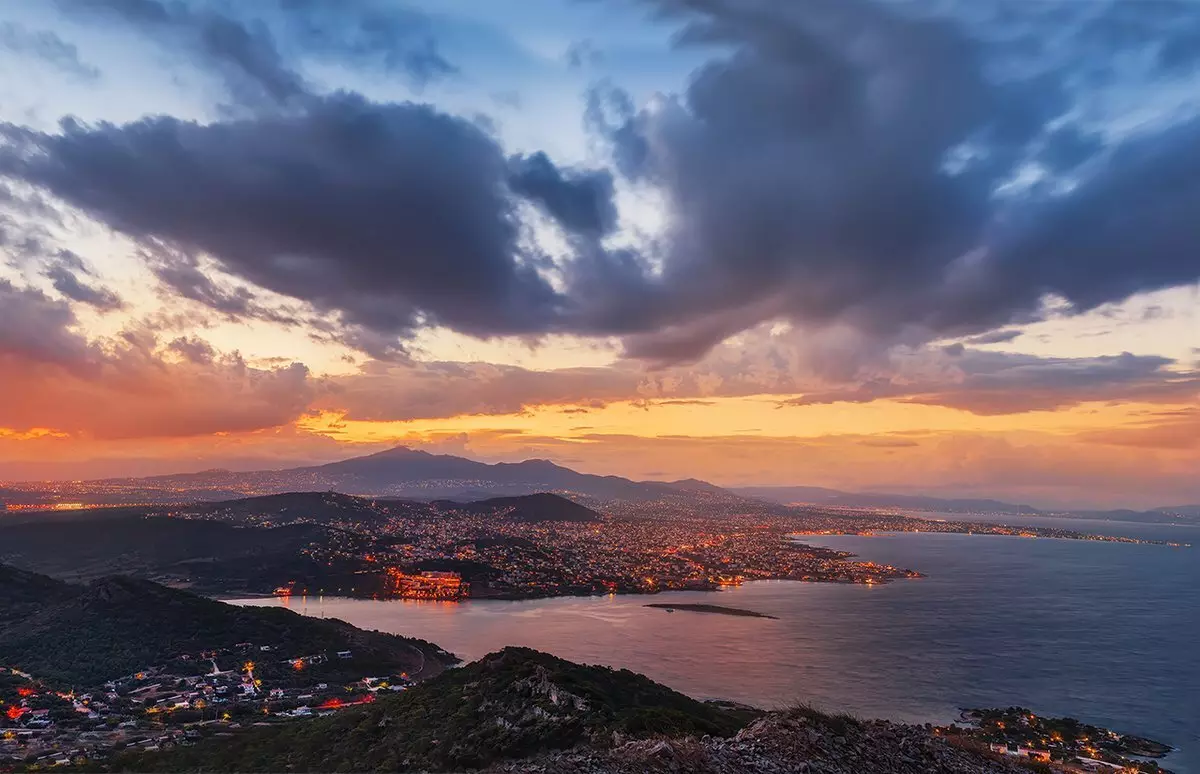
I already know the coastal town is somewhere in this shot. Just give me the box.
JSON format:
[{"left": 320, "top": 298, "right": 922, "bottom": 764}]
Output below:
[
  {"left": 186, "top": 490, "right": 1180, "bottom": 602},
  {"left": 5, "top": 485, "right": 1177, "bottom": 605},
  {"left": 189, "top": 495, "right": 929, "bottom": 600}
]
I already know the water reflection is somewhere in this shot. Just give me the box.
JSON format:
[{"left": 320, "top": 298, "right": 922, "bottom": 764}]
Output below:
[{"left": 233, "top": 527, "right": 1197, "bottom": 773}]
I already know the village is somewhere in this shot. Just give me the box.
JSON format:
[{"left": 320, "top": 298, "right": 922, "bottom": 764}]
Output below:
[
  {"left": 0, "top": 640, "right": 418, "bottom": 770},
  {"left": 938, "top": 707, "right": 1173, "bottom": 774}
]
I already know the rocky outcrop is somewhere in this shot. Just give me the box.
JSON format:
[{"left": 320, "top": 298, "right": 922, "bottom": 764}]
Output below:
[{"left": 487, "top": 710, "right": 1036, "bottom": 774}]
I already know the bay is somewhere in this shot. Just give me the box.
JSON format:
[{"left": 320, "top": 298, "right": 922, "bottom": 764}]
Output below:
[{"left": 233, "top": 520, "right": 1198, "bottom": 773}]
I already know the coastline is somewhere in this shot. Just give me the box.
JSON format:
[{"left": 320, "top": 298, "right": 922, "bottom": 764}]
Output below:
[{"left": 200, "top": 523, "right": 1190, "bottom": 605}]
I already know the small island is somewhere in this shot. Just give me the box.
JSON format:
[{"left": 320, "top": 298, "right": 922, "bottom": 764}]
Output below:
[{"left": 644, "top": 603, "right": 779, "bottom": 619}]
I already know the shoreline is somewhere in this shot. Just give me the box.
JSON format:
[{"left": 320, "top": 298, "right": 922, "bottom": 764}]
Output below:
[
  {"left": 203, "top": 525, "right": 1187, "bottom": 605},
  {"left": 791, "top": 526, "right": 1189, "bottom": 548}
]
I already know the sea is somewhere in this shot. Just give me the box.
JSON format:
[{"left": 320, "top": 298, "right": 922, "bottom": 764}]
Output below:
[{"left": 233, "top": 515, "right": 1199, "bottom": 773}]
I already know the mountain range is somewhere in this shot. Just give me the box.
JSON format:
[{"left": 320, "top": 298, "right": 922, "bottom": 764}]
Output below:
[
  {"left": 0, "top": 448, "right": 704, "bottom": 506},
  {"left": 2, "top": 446, "right": 1196, "bottom": 524}
]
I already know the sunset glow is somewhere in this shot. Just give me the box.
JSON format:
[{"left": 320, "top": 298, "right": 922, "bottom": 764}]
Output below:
[{"left": 0, "top": 0, "right": 1196, "bottom": 510}]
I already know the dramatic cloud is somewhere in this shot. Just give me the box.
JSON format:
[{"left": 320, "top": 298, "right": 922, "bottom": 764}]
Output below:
[
  {"left": 508, "top": 152, "right": 619, "bottom": 238},
  {"left": 0, "top": 94, "right": 597, "bottom": 355},
  {"left": 0, "top": 280, "right": 312, "bottom": 438},
  {"left": 6, "top": 0, "right": 1200, "bottom": 365},
  {"left": 0, "top": 21, "right": 99, "bottom": 81},
  {"left": 578, "top": 0, "right": 1200, "bottom": 359},
  {"left": 312, "top": 336, "right": 1200, "bottom": 426}
]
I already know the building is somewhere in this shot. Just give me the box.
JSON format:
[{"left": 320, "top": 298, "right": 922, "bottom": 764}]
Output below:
[{"left": 385, "top": 570, "right": 466, "bottom": 600}]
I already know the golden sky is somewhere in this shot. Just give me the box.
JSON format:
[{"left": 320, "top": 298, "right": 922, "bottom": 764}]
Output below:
[{"left": 1, "top": 0, "right": 1198, "bottom": 511}]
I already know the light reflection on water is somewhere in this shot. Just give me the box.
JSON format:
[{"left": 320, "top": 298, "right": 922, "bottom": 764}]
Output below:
[{"left": 233, "top": 522, "right": 1198, "bottom": 773}]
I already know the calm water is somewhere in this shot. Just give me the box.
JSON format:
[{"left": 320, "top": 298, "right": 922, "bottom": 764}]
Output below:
[{"left": 234, "top": 520, "right": 1199, "bottom": 772}]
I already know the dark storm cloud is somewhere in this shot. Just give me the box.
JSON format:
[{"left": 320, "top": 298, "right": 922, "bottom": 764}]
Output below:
[
  {"left": 983, "top": 120, "right": 1200, "bottom": 315},
  {"left": 508, "top": 152, "right": 619, "bottom": 237},
  {"left": 573, "top": 0, "right": 1200, "bottom": 360},
  {"left": 0, "top": 22, "right": 99, "bottom": 81},
  {"left": 58, "top": 0, "right": 452, "bottom": 109},
  {"left": 0, "top": 94, "right": 597, "bottom": 349}
]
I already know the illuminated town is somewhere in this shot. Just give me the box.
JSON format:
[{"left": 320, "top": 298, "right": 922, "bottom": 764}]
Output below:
[
  {"left": 164, "top": 494, "right": 931, "bottom": 599},
  {"left": 0, "top": 642, "right": 441, "bottom": 768}
]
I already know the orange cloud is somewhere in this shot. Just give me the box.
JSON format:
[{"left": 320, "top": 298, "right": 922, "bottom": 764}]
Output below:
[{"left": 0, "top": 281, "right": 312, "bottom": 440}]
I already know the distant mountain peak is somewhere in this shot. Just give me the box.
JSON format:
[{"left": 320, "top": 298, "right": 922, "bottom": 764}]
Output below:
[{"left": 369, "top": 446, "right": 430, "bottom": 458}]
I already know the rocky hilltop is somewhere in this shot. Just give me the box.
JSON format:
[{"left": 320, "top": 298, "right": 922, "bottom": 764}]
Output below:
[{"left": 488, "top": 711, "right": 1037, "bottom": 774}]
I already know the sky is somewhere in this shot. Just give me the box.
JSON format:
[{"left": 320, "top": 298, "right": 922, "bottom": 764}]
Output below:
[{"left": 0, "top": 0, "right": 1198, "bottom": 510}]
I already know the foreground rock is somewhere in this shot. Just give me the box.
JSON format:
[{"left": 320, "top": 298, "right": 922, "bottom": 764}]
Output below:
[{"left": 488, "top": 710, "right": 1036, "bottom": 774}]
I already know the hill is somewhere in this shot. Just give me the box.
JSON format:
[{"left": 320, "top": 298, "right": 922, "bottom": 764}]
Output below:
[
  {"left": 0, "top": 572, "right": 454, "bottom": 687},
  {"left": 305, "top": 448, "right": 694, "bottom": 501},
  {"left": 0, "top": 514, "right": 332, "bottom": 583},
  {"left": 122, "top": 647, "right": 754, "bottom": 772},
  {"left": 1068, "top": 504, "right": 1200, "bottom": 525},
  {"left": 184, "top": 491, "right": 391, "bottom": 526},
  {"left": 0, "top": 492, "right": 609, "bottom": 597},
  {"left": 432, "top": 493, "right": 602, "bottom": 523},
  {"left": 0, "top": 564, "right": 80, "bottom": 627}
]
